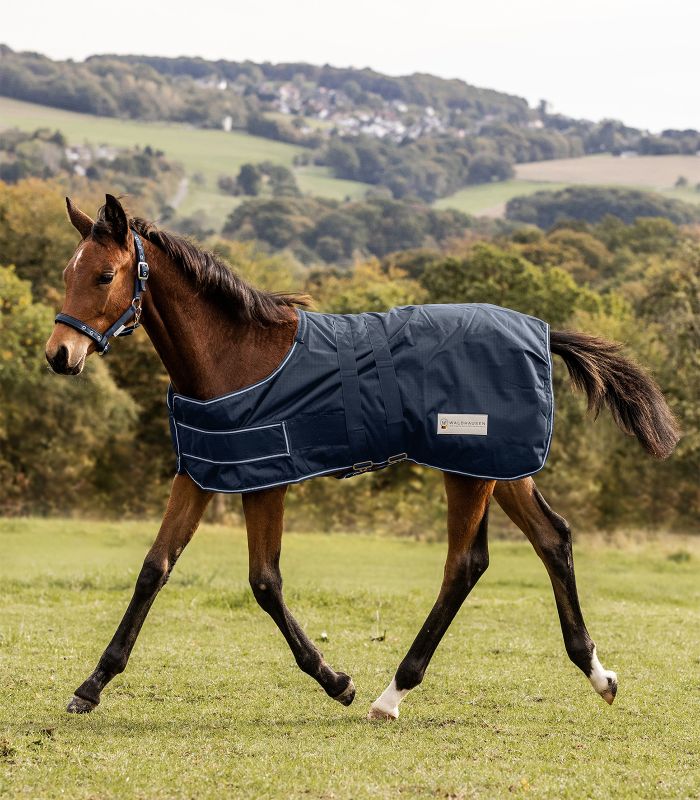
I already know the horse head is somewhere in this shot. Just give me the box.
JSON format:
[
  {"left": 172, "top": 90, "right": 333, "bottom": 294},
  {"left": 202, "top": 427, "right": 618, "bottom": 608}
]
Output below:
[{"left": 46, "top": 194, "right": 141, "bottom": 374}]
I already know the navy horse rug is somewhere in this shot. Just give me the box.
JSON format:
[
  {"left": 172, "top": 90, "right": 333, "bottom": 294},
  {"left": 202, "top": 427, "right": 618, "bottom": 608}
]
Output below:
[{"left": 167, "top": 303, "right": 554, "bottom": 493}]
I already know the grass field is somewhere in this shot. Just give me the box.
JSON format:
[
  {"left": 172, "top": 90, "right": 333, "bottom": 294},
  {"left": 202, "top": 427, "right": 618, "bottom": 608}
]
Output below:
[
  {"left": 1, "top": 518, "right": 698, "bottom": 799},
  {"left": 433, "top": 180, "right": 570, "bottom": 217},
  {"left": 434, "top": 154, "right": 700, "bottom": 218},
  {"left": 515, "top": 154, "right": 700, "bottom": 189},
  {"left": 0, "top": 97, "right": 368, "bottom": 228}
]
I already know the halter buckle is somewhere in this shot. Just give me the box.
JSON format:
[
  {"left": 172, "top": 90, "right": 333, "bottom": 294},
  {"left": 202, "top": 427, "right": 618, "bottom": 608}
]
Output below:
[
  {"left": 131, "top": 296, "right": 143, "bottom": 325},
  {"left": 137, "top": 261, "right": 149, "bottom": 281}
]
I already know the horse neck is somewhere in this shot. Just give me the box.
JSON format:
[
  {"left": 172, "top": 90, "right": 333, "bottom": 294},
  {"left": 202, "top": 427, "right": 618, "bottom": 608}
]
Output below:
[{"left": 138, "top": 242, "right": 297, "bottom": 400}]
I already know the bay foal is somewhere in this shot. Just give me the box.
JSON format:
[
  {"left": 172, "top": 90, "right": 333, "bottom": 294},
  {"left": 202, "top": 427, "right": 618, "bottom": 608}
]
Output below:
[{"left": 45, "top": 196, "right": 678, "bottom": 719}]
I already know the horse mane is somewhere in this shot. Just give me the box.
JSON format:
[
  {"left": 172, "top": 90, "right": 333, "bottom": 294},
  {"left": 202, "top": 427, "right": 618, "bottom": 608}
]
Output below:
[{"left": 92, "top": 208, "right": 310, "bottom": 326}]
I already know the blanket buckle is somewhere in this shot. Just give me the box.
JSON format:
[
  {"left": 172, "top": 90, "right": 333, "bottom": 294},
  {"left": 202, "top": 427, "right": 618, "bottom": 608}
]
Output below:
[
  {"left": 352, "top": 460, "right": 374, "bottom": 474},
  {"left": 388, "top": 452, "right": 407, "bottom": 464}
]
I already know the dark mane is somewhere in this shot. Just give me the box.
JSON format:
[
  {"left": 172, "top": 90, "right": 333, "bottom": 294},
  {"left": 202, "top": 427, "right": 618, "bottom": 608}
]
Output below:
[{"left": 93, "top": 209, "right": 309, "bottom": 326}]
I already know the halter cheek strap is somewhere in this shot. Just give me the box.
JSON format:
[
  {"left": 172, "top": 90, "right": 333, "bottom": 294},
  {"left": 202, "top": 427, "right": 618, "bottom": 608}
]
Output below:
[{"left": 55, "top": 230, "right": 150, "bottom": 356}]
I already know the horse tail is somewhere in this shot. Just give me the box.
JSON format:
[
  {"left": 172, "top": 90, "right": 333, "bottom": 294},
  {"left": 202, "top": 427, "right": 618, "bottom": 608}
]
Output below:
[{"left": 549, "top": 330, "right": 679, "bottom": 459}]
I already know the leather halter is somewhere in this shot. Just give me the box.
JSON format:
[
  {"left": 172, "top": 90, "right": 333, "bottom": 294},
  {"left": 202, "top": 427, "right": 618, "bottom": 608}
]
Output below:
[{"left": 54, "top": 230, "right": 150, "bottom": 356}]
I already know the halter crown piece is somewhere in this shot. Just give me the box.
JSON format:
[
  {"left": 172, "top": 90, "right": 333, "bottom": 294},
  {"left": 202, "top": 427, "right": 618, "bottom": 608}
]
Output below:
[{"left": 54, "top": 229, "right": 150, "bottom": 356}]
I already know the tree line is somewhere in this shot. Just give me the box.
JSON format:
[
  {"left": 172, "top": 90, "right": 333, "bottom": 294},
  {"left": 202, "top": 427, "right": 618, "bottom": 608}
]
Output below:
[
  {"left": 507, "top": 186, "right": 700, "bottom": 228},
  {"left": 219, "top": 187, "right": 700, "bottom": 266},
  {"left": 222, "top": 195, "right": 483, "bottom": 262}
]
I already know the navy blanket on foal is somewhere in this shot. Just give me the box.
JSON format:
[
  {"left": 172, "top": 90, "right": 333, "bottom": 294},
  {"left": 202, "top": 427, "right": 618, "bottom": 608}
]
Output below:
[{"left": 167, "top": 303, "right": 554, "bottom": 493}]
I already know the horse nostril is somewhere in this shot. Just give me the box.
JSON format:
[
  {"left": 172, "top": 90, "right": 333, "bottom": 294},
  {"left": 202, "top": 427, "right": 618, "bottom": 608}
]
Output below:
[{"left": 47, "top": 344, "right": 70, "bottom": 373}]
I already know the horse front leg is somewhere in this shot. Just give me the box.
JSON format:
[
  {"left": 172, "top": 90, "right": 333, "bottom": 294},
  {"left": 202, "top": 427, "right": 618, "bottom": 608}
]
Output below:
[
  {"left": 369, "top": 475, "right": 494, "bottom": 720},
  {"left": 242, "top": 486, "right": 355, "bottom": 705},
  {"left": 494, "top": 477, "right": 618, "bottom": 704},
  {"left": 66, "top": 474, "right": 212, "bottom": 713}
]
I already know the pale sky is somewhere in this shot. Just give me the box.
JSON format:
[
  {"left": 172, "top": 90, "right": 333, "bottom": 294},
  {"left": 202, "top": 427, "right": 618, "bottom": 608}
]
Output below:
[{"left": 3, "top": 0, "right": 699, "bottom": 131}]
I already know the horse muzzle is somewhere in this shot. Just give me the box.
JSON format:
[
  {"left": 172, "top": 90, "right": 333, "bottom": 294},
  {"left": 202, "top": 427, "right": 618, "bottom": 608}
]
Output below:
[{"left": 46, "top": 343, "right": 86, "bottom": 375}]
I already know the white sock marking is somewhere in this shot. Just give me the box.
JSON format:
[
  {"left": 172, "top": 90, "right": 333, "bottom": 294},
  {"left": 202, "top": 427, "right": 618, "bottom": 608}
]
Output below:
[
  {"left": 370, "top": 678, "right": 408, "bottom": 719},
  {"left": 588, "top": 646, "right": 617, "bottom": 696}
]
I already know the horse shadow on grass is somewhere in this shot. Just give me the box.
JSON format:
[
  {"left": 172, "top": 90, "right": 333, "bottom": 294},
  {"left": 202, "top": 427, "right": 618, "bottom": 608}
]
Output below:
[{"left": 5, "top": 711, "right": 476, "bottom": 742}]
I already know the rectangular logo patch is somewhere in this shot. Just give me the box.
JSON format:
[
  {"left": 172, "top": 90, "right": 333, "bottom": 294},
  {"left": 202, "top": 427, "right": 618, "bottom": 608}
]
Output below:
[{"left": 437, "top": 413, "right": 488, "bottom": 436}]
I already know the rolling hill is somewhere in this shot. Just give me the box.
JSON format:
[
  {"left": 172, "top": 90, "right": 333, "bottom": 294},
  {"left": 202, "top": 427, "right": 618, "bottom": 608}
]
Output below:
[
  {"left": 0, "top": 96, "right": 369, "bottom": 228},
  {"left": 435, "top": 155, "right": 700, "bottom": 217},
  {"left": 2, "top": 94, "right": 700, "bottom": 227}
]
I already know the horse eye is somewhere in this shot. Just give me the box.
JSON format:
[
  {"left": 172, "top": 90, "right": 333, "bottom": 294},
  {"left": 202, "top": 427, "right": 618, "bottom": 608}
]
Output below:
[{"left": 98, "top": 273, "right": 114, "bottom": 285}]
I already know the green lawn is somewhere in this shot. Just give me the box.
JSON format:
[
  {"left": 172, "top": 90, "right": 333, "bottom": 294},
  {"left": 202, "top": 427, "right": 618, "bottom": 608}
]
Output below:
[
  {"left": 434, "top": 180, "right": 570, "bottom": 216},
  {"left": 435, "top": 179, "right": 700, "bottom": 218},
  {"left": 0, "top": 96, "right": 368, "bottom": 226},
  {"left": 1, "top": 518, "right": 698, "bottom": 799},
  {"left": 295, "top": 164, "right": 368, "bottom": 201}
]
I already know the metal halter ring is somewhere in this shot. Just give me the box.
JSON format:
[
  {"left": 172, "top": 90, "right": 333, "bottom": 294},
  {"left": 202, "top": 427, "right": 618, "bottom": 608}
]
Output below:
[{"left": 132, "top": 296, "right": 143, "bottom": 324}]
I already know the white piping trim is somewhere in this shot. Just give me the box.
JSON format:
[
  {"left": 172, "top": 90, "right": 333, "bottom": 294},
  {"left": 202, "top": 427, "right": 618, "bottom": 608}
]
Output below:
[
  {"left": 170, "top": 341, "right": 298, "bottom": 406},
  {"left": 172, "top": 411, "right": 181, "bottom": 473},
  {"left": 177, "top": 420, "right": 283, "bottom": 436},
  {"left": 182, "top": 464, "right": 356, "bottom": 494},
  {"left": 179, "top": 452, "right": 550, "bottom": 494},
  {"left": 181, "top": 450, "right": 290, "bottom": 466},
  {"left": 403, "top": 454, "right": 548, "bottom": 483},
  {"left": 540, "top": 322, "right": 555, "bottom": 467}
]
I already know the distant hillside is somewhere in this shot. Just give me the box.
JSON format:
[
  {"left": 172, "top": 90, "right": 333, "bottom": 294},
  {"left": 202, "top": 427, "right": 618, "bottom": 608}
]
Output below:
[
  {"left": 5, "top": 45, "right": 700, "bottom": 227},
  {"left": 0, "top": 45, "right": 531, "bottom": 133},
  {"left": 4, "top": 45, "right": 699, "bottom": 151},
  {"left": 0, "top": 123, "right": 185, "bottom": 220},
  {"left": 3, "top": 45, "right": 700, "bottom": 205}
]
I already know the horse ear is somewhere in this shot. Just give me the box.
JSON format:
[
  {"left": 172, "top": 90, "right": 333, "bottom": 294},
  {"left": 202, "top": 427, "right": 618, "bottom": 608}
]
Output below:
[
  {"left": 103, "top": 194, "right": 129, "bottom": 247},
  {"left": 65, "top": 197, "right": 94, "bottom": 239}
]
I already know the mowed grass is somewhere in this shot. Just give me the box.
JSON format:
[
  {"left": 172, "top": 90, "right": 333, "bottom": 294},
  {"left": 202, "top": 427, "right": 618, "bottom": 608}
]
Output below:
[
  {"left": 0, "top": 96, "right": 368, "bottom": 228},
  {"left": 436, "top": 154, "right": 700, "bottom": 216},
  {"left": 515, "top": 154, "right": 700, "bottom": 190},
  {"left": 1, "top": 518, "right": 699, "bottom": 799},
  {"left": 433, "top": 180, "right": 570, "bottom": 217}
]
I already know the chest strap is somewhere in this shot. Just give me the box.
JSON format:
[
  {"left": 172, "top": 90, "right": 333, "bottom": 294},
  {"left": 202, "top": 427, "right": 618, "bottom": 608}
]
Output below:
[
  {"left": 335, "top": 315, "right": 406, "bottom": 471},
  {"left": 334, "top": 316, "right": 368, "bottom": 466},
  {"left": 363, "top": 315, "right": 405, "bottom": 460}
]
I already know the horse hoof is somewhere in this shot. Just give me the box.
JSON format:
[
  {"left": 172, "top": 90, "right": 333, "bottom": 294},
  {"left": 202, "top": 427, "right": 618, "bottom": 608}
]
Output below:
[
  {"left": 367, "top": 702, "right": 398, "bottom": 721},
  {"left": 596, "top": 672, "right": 618, "bottom": 705},
  {"left": 332, "top": 675, "right": 356, "bottom": 706},
  {"left": 600, "top": 677, "right": 618, "bottom": 705},
  {"left": 67, "top": 695, "right": 97, "bottom": 714}
]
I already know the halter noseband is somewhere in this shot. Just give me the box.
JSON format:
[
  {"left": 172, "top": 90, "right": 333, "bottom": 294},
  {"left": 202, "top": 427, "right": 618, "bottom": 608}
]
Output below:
[{"left": 54, "top": 229, "right": 150, "bottom": 356}]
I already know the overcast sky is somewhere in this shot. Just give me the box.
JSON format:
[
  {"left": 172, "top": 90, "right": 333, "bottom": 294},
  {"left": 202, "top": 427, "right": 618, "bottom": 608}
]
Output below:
[{"left": 3, "top": 0, "right": 698, "bottom": 131}]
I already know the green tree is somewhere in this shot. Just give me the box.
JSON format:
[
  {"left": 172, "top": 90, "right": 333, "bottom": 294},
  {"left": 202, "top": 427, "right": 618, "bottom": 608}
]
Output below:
[
  {"left": 325, "top": 140, "right": 360, "bottom": 179},
  {"left": 466, "top": 153, "right": 514, "bottom": 184},
  {"left": 0, "top": 179, "right": 84, "bottom": 303},
  {"left": 310, "top": 260, "right": 426, "bottom": 313},
  {"left": 0, "top": 266, "right": 137, "bottom": 515},
  {"left": 237, "top": 163, "right": 262, "bottom": 196},
  {"left": 420, "top": 243, "right": 600, "bottom": 326}
]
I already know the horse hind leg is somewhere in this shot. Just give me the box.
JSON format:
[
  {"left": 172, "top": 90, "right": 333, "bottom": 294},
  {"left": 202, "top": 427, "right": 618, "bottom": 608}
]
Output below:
[
  {"left": 369, "top": 475, "right": 494, "bottom": 720},
  {"left": 493, "top": 477, "right": 618, "bottom": 704}
]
